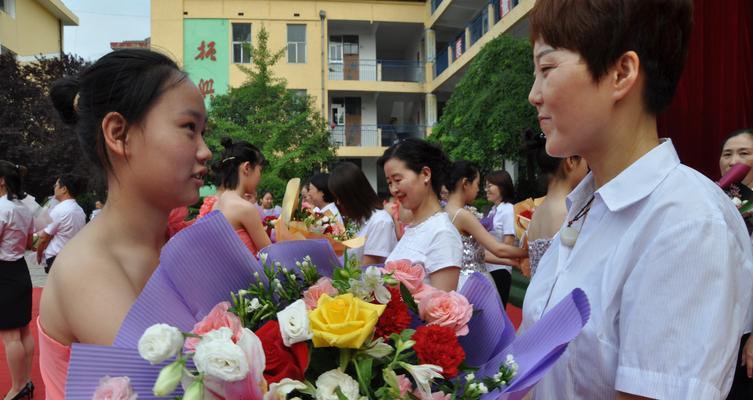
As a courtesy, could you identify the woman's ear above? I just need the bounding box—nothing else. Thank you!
[610,50,640,102]
[101,111,129,157]
[420,166,432,184]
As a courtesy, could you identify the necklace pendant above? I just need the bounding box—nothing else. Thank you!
[560,226,579,247]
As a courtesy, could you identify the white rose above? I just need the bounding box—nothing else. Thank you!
[315,369,361,400]
[137,323,184,364]
[277,299,313,347]
[194,330,249,382]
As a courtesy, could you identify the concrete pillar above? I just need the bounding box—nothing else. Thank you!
[425,29,436,62]
[465,27,471,52]
[426,93,438,130]
[488,3,496,28]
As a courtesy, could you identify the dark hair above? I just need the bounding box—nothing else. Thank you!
[261,191,273,199]
[530,0,693,115]
[329,162,382,221]
[50,49,188,174]
[721,128,753,151]
[447,161,480,193]
[57,174,81,197]
[0,161,27,201]
[486,170,515,203]
[309,173,335,203]
[216,138,265,190]
[377,138,452,197]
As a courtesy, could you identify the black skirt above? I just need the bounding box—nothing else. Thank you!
[0,257,32,329]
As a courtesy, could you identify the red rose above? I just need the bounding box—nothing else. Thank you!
[412,325,465,378]
[374,286,412,339]
[255,320,309,383]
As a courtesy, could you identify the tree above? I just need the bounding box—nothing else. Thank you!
[0,53,94,204]
[429,34,541,198]
[207,27,335,199]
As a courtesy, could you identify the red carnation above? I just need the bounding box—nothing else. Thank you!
[255,320,309,384]
[412,325,465,378]
[374,286,412,339]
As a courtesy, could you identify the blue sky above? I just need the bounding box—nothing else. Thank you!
[62,0,150,60]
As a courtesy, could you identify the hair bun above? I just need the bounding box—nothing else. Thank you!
[50,77,81,125]
[220,137,234,149]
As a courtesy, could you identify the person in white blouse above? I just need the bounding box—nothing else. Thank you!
[308,173,344,226]
[521,1,753,399]
[483,169,519,306]
[328,162,397,266]
[380,138,462,292]
[0,162,35,400]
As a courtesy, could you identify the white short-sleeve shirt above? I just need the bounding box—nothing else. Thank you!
[521,140,753,399]
[486,202,515,272]
[43,199,86,260]
[0,195,34,261]
[348,209,397,264]
[386,212,462,274]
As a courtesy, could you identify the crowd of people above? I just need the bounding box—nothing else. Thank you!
[1,0,752,399]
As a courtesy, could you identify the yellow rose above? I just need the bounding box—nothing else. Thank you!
[309,293,386,349]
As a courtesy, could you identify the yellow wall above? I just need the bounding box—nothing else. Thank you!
[0,0,62,57]
[152,0,426,115]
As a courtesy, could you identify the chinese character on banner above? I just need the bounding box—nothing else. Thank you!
[197,78,215,99]
[500,0,512,17]
[455,38,463,59]
[195,41,217,61]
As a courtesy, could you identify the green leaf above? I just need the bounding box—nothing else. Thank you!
[354,357,374,397]
[399,283,419,315]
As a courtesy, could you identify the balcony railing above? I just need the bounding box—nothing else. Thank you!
[328,60,424,83]
[435,47,449,77]
[330,124,427,147]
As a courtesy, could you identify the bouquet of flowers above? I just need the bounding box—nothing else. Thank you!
[275,179,364,256]
[263,215,278,240]
[65,212,590,399]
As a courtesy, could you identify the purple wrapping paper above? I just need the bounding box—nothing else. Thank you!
[114,211,265,347]
[66,343,183,399]
[481,288,590,400]
[258,239,342,278]
[718,163,752,189]
[458,273,515,367]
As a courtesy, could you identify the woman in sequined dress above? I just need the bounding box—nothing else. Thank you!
[524,134,588,277]
[444,161,528,290]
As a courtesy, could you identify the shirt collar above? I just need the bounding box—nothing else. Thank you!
[567,139,681,212]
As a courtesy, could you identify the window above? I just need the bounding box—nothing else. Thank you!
[287,24,306,64]
[0,0,15,17]
[232,23,251,64]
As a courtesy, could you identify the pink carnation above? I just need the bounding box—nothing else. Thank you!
[92,376,137,400]
[185,301,243,351]
[381,259,426,294]
[303,277,338,310]
[396,374,413,396]
[418,290,473,336]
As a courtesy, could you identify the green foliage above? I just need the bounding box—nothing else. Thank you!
[430,34,538,195]
[0,53,94,200]
[207,26,335,199]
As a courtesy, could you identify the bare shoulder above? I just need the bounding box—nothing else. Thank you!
[40,226,136,345]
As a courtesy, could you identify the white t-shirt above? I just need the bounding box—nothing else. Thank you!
[315,202,344,226]
[522,140,753,399]
[348,209,397,264]
[0,195,33,261]
[486,202,515,272]
[386,212,462,275]
[43,199,86,260]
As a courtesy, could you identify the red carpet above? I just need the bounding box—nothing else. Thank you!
[0,288,521,398]
[0,288,45,399]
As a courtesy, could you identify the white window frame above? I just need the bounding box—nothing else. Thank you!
[287,24,306,64]
[232,23,252,64]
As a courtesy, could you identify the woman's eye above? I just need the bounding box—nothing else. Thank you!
[185,122,196,131]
